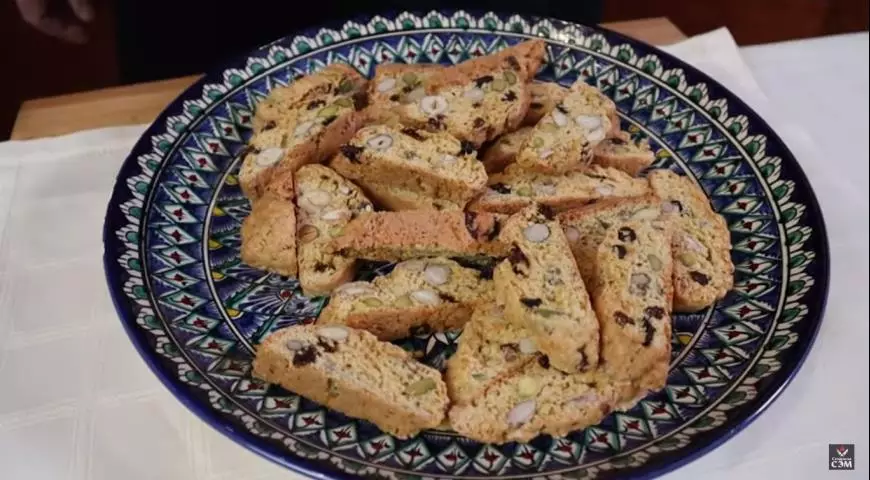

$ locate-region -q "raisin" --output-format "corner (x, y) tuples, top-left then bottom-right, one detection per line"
(464, 211), (478, 237)
(520, 298), (543, 308)
(239, 144), (258, 158)
(472, 102), (482, 108)
(410, 324), (433, 336)
(556, 104), (569, 114)
(505, 55), (521, 70)
(490, 183), (511, 194)
(459, 140), (476, 155)
(427, 115), (445, 130)
(614, 311), (633, 326)
(578, 348), (590, 371)
(389, 94), (400, 102)
(486, 219), (502, 242)
(644, 306), (666, 319)
(306, 99), (326, 110)
(322, 115), (338, 126)
(529, 102), (544, 109)
(670, 200), (684, 212)
(439, 292), (458, 303)
(473, 117), (486, 129)
(292, 345), (319, 366)
(400, 127), (425, 141)
(690, 271), (710, 285)
(352, 91), (369, 110)
(340, 144), (364, 163)
(317, 338), (338, 353)
(538, 355), (550, 369)
(613, 245), (627, 259)
(618, 227), (637, 242)
(641, 318), (655, 347)
(313, 262), (330, 272)
(600, 404), (612, 416)
(401, 84), (414, 94)
(476, 264), (495, 280)
(508, 245), (529, 274)
(502, 90), (518, 102)
(263, 120), (277, 131)
(501, 343), (520, 362)
(537, 204), (555, 220)
(474, 75), (494, 87)
(610, 136), (627, 145)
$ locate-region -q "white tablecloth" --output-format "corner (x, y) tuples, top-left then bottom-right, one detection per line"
(0, 29), (867, 480)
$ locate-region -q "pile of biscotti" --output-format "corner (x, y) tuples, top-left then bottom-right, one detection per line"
(238, 39), (735, 444)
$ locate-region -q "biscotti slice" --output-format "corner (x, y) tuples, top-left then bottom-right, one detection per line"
(448, 357), (635, 444)
(318, 257), (493, 340)
(240, 170), (297, 276)
(648, 170), (734, 311)
(493, 205), (599, 373)
(515, 80), (617, 174)
(330, 124), (486, 205)
(480, 127), (533, 174)
(252, 325), (448, 438)
(358, 180), (464, 211)
(468, 164), (650, 214)
(558, 195), (664, 289)
(392, 40), (545, 147)
(446, 305), (539, 406)
(332, 210), (507, 262)
(593, 220), (673, 394)
(593, 131), (655, 175)
(239, 65), (367, 200)
(295, 165), (373, 296)
(523, 81), (569, 125)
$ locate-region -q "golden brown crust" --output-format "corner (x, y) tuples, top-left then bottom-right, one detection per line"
(480, 127), (533, 174)
(592, 131), (655, 176)
(240, 170), (297, 276)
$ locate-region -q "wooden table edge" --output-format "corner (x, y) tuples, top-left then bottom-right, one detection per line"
(11, 17), (685, 141)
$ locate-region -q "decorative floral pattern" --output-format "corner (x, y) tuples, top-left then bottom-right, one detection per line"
(103, 11), (828, 479)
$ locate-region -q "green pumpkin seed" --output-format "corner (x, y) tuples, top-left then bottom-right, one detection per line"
(540, 123), (559, 133)
(504, 71), (517, 85)
(318, 105), (340, 118)
(337, 78), (355, 94)
(362, 297), (383, 307)
(395, 295), (413, 308)
(402, 72), (419, 86)
(532, 136), (545, 148)
(516, 186), (533, 197)
(334, 97), (353, 108)
(537, 308), (564, 318)
(490, 79), (508, 92)
(405, 378), (436, 396)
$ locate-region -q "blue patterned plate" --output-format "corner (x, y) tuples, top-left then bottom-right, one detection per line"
(102, 11), (830, 479)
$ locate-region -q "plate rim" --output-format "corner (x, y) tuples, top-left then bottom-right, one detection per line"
(101, 9), (831, 480)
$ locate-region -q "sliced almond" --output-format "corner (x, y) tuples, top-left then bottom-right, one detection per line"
(285, 339), (304, 351)
(551, 110), (568, 127)
(366, 134), (394, 151)
(507, 400), (536, 427)
(294, 121), (315, 138)
(410, 289), (441, 306)
(318, 326), (349, 342)
(255, 147), (284, 167)
(335, 282), (376, 297)
(463, 87), (485, 102)
(518, 338), (537, 354)
(564, 226), (581, 243)
(419, 95), (448, 116)
(321, 209), (351, 222)
(596, 184), (614, 196)
(377, 77), (397, 92)
(523, 223), (550, 243)
(423, 264), (451, 286)
(575, 114), (603, 130)
(306, 189), (331, 206)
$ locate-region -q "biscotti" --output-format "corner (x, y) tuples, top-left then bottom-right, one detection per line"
(318, 257), (494, 340)
(468, 164), (650, 214)
(332, 210), (508, 262)
(392, 40), (545, 147)
(252, 325), (448, 438)
(240, 170), (298, 276)
(295, 165), (373, 296)
(368, 63), (443, 110)
(359, 180), (464, 211)
(239, 64), (367, 200)
(523, 81), (568, 125)
(448, 357), (634, 444)
(558, 195), (664, 289)
(514, 80), (616, 174)
(593, 131), (655, 175)
(593, 219), (673, 394)
(493, 205), (599, 373)
(648, 169), (734, 311)
(445, 305), (538, 406)
(329, 124), (487, 206)
(480, 127), (533, 174)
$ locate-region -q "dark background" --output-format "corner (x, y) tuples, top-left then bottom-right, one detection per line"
(1, 0), (868, 140)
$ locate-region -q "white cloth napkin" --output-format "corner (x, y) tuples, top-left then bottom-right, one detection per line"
(0, 28), (866, 480)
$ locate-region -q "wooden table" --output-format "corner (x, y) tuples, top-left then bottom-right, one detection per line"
(11, 17), (685, 141)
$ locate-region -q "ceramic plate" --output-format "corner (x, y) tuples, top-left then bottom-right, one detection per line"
(103, 10), (830, 479)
